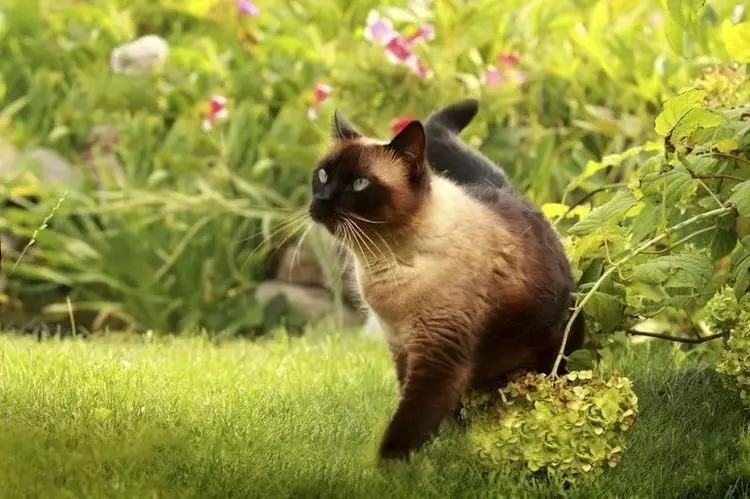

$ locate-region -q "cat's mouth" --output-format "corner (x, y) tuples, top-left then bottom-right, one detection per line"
(308, 203), (343, 234)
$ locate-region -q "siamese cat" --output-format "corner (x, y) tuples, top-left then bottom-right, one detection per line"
(308, 101), (584, 460)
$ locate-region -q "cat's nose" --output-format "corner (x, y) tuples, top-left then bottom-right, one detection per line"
(309, 197), (332, 222)
(313, 190), (333, 202)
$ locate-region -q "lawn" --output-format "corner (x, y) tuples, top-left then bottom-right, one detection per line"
(0, 331), (747, 498)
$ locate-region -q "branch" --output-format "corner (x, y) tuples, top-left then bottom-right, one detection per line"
(691, 172), (746, 183)
(555, 183), (628, 225)
(626, 330), (725, 344)
(550, 205), (735, 377)
(679, 155), (745, 188)
(712, 152), (750, 169)
(640, 225), (716, 255)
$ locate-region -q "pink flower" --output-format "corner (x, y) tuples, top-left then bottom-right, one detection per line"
(313, 83), (331, 104)
(383, 34), (432, 78)
(481, 66), (503, 87)
(481, 64), (528, 89)
(307, 83), (332, 121)
(237, 0), (260, 16)
(365, 11), (433, 79)
(497, 52), (520, 66)
(364, 10), (397, 46)
(405, 56), (432, 78)
(404, 24), (436, 45)
(384, 37), (413, 63)
(202, 95), (229, 131)
(390, 116), (416, 134)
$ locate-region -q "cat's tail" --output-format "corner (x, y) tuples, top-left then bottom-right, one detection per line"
(424, 98), (479, 134)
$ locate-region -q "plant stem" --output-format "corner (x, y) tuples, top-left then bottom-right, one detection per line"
(712, 152), (750, 169)
(554, 183), (627, 225)
(640, 225), (716, 255)
(626, 331), (725, 344)
(10, 193), (67, 276)
(551, 205), (735, 377)
(692, 173), (746, 183)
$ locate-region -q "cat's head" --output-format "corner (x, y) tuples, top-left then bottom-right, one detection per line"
(308, 111), (430, 239)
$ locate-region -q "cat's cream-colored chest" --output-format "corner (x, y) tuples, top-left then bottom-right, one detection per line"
(354, 253), (464, 341)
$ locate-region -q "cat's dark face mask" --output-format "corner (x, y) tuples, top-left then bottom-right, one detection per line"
(309, 112), (428, 236)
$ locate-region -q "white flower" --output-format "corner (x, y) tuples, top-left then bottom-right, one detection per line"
(110, 35), (169, 75)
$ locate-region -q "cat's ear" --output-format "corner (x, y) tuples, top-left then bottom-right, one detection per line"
(387, 120), (426, 165)
(332, 110), (362, 140)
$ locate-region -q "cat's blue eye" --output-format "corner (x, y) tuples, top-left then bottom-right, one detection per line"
(318, 169), (328, 184)
(352, 177), (371, 192)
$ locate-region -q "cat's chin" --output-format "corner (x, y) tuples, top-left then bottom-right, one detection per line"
(309, 216), (340, 237)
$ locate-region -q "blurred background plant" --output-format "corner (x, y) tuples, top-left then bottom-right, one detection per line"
(0, 0), (747, 341)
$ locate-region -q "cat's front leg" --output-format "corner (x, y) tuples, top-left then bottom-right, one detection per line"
(388, 343), (408, 388)
(378, 334), (473, 460)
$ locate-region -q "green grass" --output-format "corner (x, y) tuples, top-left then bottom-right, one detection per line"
(0, 332), (747, 498)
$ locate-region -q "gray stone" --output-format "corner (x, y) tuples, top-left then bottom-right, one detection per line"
(255, 280), (359, 327)
(7, 147), (83, 187)
(110, 35), (169, 75)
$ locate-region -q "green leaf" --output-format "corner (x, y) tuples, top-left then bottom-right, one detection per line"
(714, 138), (741, 153)
(583, 291), (624, 330)
(568, 190), (638, 236)
(654, 89), (707, 136)
(626, 282), (669, 309)
(663, 18), (685, 55)
(711, 230), (738, 261)
(576, 146), (645, 185)
(661, 0), (706, 55)
(732, 247), (750, 295)
(722, 21), (750, 63)
(632, 254), (713, 289)
(669, 108), (724, 146)
(630, 203), (661, 243)
(663, 168), (694, 206)
(541, 203), (569, 218)
(730, 181), (750, 217)
(566, 349), (596, 372)
(663, 0), (705, 30)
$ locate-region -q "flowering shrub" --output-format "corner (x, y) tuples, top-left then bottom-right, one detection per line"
(363, 10), (435, 78)
(462, 371), (639, 485)
(708, 287), (750, 405)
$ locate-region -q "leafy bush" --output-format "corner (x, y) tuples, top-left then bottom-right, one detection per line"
(462, 370), (638, 485)
(708, 287), (750, 405)
(554, 74), (750, 356)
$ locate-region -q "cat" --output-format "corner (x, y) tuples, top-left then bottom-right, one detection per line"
(308, 105), (584, 461)
(423, 98), (510, 190)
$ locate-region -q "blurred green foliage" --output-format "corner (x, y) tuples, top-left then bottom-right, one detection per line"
(0, 0), (747, 335)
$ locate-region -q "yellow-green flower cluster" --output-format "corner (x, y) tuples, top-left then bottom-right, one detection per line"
(462, 371), (638, 485)
(710, 287), (750, 405)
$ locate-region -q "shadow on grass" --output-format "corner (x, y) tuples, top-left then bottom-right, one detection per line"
(588, 366), (749, 499)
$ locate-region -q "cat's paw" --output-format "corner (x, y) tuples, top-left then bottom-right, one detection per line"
(378, 437), (413, 461)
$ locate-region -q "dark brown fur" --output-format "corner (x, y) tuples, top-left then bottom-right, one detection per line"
(309, 111), (584, 461)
